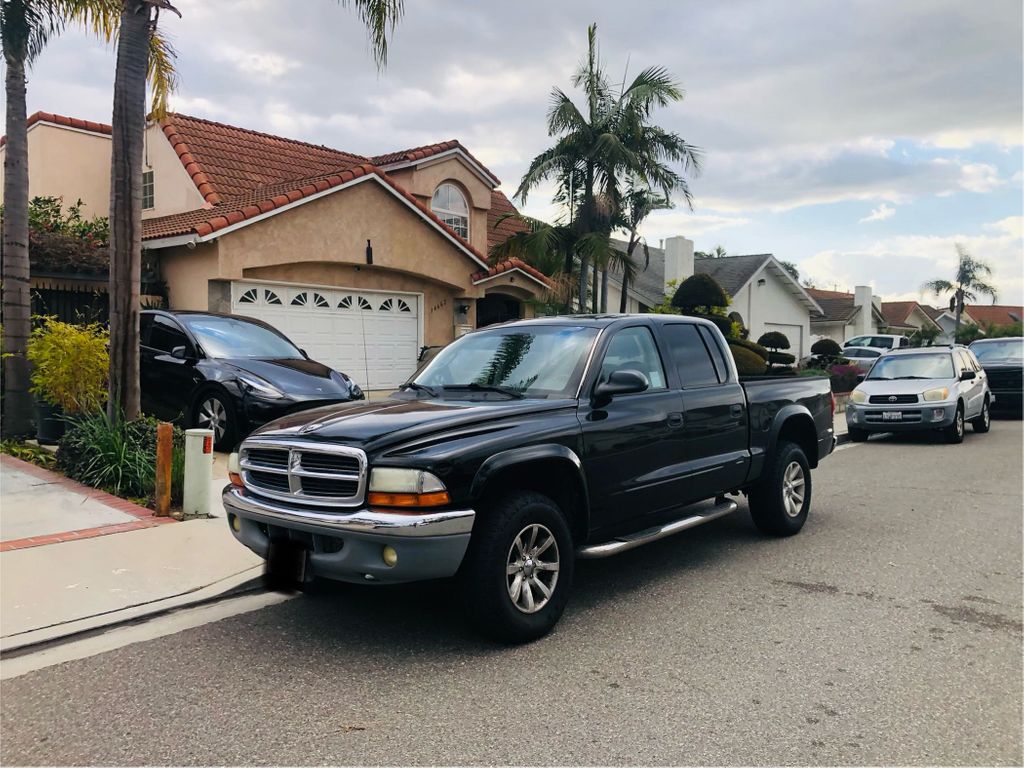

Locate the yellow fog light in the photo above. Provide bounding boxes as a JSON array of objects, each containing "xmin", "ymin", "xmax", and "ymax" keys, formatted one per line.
[
  {"xmin": 230, "ymin": 514, "xmax": 241, "ymax": 533},
  {"xmin": 382, "ymin": 545, "xmax": 398, "ymax": 567}
]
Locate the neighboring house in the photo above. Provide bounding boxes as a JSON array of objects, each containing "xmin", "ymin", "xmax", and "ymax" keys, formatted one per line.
[
  {"xmin": 806, "ymin": 286, "xmax": 887, "ymax": 344},
  {"xmin": 605, "ymin": 236, "xmax": 822, "ymax": 357},
  {"xmin": 879, "ymin": 301, "xmax": 942, "ymax": 339},
  {"xmin": 2, "ymin": 111, "xmax": 550, "ymax": 389},
  {"xmin": 923, "ymin": 304, "xmax": 1022, "ymax": 343}
]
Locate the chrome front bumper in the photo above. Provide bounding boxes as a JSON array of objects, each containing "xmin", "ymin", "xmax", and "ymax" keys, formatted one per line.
[{"xmin": 222, "ymin": 485, "xmax": 475, "ymax": 584}]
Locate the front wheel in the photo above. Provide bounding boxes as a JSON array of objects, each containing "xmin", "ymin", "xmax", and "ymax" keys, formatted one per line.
[
  {"xmin": 971, "ymin": 399, "xmax": 991, "ymax": 433},
  {"xmin": 460, "ymin": 491, "xmax": 574, "ymax": 644},
  {"xmin": 943, "ymin": 404, "xmax": 965, "ymax": 444},
  {"xmin": 748, "ymin": 441, "xmax": 811, "ymax": 536},
  {"xmin": 192, "ymin": 391, "xmax": 237, "ymax": 451}
]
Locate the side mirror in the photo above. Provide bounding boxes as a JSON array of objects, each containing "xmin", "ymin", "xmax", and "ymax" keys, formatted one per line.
[
  {"xmin": 960, "ymin": 370, "xmax": 976, "ymax": 381},
  {"xmin": 170, "ymin": 346, "xmax": 189, "ymax": 360},
  {"xmin": 593, "ymin": 369, "xmax": 649, "ymax": 407}
]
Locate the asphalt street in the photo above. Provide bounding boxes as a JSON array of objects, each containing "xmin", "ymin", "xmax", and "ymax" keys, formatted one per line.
[{"xmin": 2, "ymin": 420, "xmax": 1021, "ymax": 765}]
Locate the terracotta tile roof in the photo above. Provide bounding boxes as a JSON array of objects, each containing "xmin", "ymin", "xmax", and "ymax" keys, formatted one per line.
[
  {"xmin": 161, "ymin": 113, "xmax": 369, "ymax": 204},
  {"xmin": 962, "ymin": 304, "xmax": 1023, "ymax": 327},
  {"xmin": 880, "ymin": 301, "xmax": 917, "ymax": 326},
  {"xmin": 372, "ymin": 140, "xmax": 499, "ymax": 183},
  {"xmin": 1, "ymin": 111, "xmax": 111, "ymax": 147},
  {"xmin": 487, "ymin": 190, "xmax": 532, "ymax": 252},
  {"xmin": 807, "ymin": 287, "xmax": 859, "ymax": 323},
  {"xmin": 471, "ymin": 258, "xmax": 552, "ymax": 287}
]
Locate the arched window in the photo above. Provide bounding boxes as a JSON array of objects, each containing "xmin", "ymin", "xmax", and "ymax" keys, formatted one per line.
[{"xmin": 431, "ymin": 183, "xmax": 469, "ymax": 239}]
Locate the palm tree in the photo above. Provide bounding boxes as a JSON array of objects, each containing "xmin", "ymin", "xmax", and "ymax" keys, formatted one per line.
[
  {"xmin": 104, "ymin": 0, "xmax": 403, "ymax": 420},
  {"xmin": 614, "ymin": 185, "xmax": 670, "ymax": 313},
  {"xmin": 922, "ymin": 243, "xmax": 997, "ymax": 341},
  {"xmin": 516, "ymin": 23, "xmax": 701, "ymax": 313},
  {"xmin": 695, "ymin": 245, "xmax": 727, "ymax": 258}
]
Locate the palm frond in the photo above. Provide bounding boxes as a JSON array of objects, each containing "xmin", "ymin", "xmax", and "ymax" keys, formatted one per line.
[
  {"xmin": 922, "ymin": 279, "xmax": 955, "ymax": 295},
  {"xmin": 146, "ymin": 28, "xmax": 178, "ymax": 117},
  {"xmin": 338, "ymin": 0, "xmax": 403, "ymax": 69},
  {"xmin": 2, "ymin": 0, "xmax": 62, "ymax": 65}
]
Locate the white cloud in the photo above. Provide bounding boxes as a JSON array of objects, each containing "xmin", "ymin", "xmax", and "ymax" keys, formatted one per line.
[
  {"xmin": 215, "ymin": 45, "xmax": 300, "ymax": 81},
  {"xmin": 958, "ymin": 162, "xmax": 1004, "ymax": 193},
  {"xmin": 860, "ymin": 203, "xmax": 896, "ymax": 223}
]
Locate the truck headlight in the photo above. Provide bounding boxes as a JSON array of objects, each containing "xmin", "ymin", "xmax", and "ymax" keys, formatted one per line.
[
  {"xmin": 850, "ymin": 389, "xmax": 867, "ymax": 404},
  {"xmin": 228, "ymin": 452, "xmax": 243, "ymax": 487},
  {"xmin": 368, "ymin": 468, "xmax": 450, "ymax": 508},
  {"xmin": 922, "ymin": 387, "xmax": 949, "ymax": 402}
]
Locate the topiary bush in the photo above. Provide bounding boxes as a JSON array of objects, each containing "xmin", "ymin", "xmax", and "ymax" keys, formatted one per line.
[
  {"xmin": 729, "ymin": 343, "xmax": 767, "ymax": 376},
  {"xmin": 694, "ymin": 313, "xmax": 734, "ymax": 337},
  {"xmin": 768, "ymin": 351, "xmax": 796, "ymax": 366},
  {"xmin": 810, "ymin": 338, "xmax": 843, "ymax": 357},
  {"xmin": 729, "ymin": 337, "xmax": 770, "ymax": 361},
  {"xmin": 27, "ymin": 318, "xmax": 108, "ymax": 414},
  {"xmin": 758, "ymin": 331, "xmax": 791, "ymax": 351},
  {"xmin": 671, "ymin": 274, "xmax": 729, "ymax": 313}
]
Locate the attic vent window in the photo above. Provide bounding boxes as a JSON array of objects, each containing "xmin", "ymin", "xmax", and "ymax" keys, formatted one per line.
[
  {"xmin": 142, "ymin": 170, "xmax": 155, "ymax": 210},
  {"xmin": 431, "ymin": 183, "xmax": 469, "ymax": 239}
]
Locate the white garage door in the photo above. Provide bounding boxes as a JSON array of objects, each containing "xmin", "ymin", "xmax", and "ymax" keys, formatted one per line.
[
  {"xmin": 231, "ymin": 281, "xmax": 420, "ymax": 390},
  {"xmin": 764, "ymin": 323, "xmax": 805, "ymax": 358}
]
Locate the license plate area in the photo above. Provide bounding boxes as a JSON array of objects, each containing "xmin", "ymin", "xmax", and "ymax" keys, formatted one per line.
[
  {"xmin": 882, "ymin": 411, "xmax": 903, "ymax": 422},
  {"xmin": 265, "ymin": 539, "xmax": 309, "ymax": 590}
]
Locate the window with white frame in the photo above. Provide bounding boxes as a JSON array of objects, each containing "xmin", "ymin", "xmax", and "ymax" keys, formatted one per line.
[
  {"xmin": 431, "ymin": 183, "xmax": 469, "ymax": 238},
  {"xmin": 142, "ymin": 170, "xmax": 155, "ymax": 210}
]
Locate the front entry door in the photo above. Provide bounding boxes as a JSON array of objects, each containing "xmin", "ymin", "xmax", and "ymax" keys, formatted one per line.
[{"xmin": 476, "ymin": 293, "xmax": 522, "ymax": 328}]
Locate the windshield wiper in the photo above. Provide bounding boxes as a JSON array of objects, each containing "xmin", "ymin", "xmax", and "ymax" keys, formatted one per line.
[
  {"xmin": 398, "ymin": 381, "xmax": 439, "ymax": 397},
  {"xmin": 442, "ymin": 383, "xmax": 525, "ymax": 399},
  {"xmin": 891, "ymin": 376, "xmax": 929, "ymax": 380}
]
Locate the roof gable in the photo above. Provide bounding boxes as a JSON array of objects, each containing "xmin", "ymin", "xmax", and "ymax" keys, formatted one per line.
[
  {"xmin": 487, "ymin": 190, "xmax": 532, "ymax": 252},
  {"xmin": 373, "ymin": 140, "xmax": 500, "ymax": 186},
  {"xmin": 1, "ymin": 111, "xmax": 112, "ymax": 147},
  {"xmin": 694, "ymin": 254, "xmax": 771, "ymax": 296}
]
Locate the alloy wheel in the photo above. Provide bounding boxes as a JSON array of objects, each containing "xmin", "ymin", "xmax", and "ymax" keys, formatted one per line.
[
  {"xmin": 955, "ymin": 409, "xmax": 964, "ymax": 438},
  {"xmin": 197, "ymin": 397, "xmax": 227, "ymax": 442},
  {"xmin": 782, "ymin": 461, "xmax": 806, "ymax": 518},
  {"xmin": 506, "ymin": 523, "xmax": 560, "ymax": 614}
]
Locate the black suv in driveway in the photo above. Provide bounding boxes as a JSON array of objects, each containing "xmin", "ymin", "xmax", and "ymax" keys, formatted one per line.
[
  {"xmin": 223, "ymin": 315, "xmax": 836, "ymax": 642},
  {"xmin": 140, "ymin": 310, "xmax": 363, "ymax": 450}
]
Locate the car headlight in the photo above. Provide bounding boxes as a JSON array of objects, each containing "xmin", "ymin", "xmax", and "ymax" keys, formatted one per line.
[
  {"xmin": 850, "ymin": 389, "xmax": 867, "ymax": 404},
  {"xmin": 368, "ymin": 468, "xmax": 450, "ymax": 508},
  {"xmin": 236, "ymin": 373, "xmax": 286, "ymax": 399},
  {"xmin": 922, "ymin": 387, "xmax": 949, "ymax": 402}
]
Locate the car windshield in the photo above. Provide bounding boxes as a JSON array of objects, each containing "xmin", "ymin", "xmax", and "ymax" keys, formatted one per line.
[
  {"xmin": 412, "ymin": 325, "xmax": 600, "ymax": 399},
  {"xmin": 867, "ymin": 353, "xmax": 954, "ymax": 380},
  {"xmin": 972, "ymin": 339, "xmax": 1024, "ymax": 362},
  {"xmin": 182, "ymin": 316, "xmax": 303, "ymax": 360}
]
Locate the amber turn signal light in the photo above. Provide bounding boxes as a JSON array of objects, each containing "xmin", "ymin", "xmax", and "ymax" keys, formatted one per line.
[{"xmin": 367, "ymin": 491, "xmax": 451, "ymax": 508}]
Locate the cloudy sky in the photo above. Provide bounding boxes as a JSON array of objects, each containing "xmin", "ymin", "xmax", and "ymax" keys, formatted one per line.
[{"xmin": 12, "ymin": 0, "xmax": 1024, "ymax": 304}]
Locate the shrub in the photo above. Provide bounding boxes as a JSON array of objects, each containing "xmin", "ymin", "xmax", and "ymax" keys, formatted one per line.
[
  {"xmin": 57, "ymin": 412, "xmax": 184, "ymax": 504},
  {"xmin": 0, "ymin": 439, "xmax": 57, "ymax": 468},
  {"xmin": 810, "ymin": 338, "xmax": 843, "ymax": 357},
  {"xmin": 758, "ymin": 331, "xmax": 791, "ymax": 351},
  {"xmin": 729, "ymin": 337, "xmax": 770, "ymax": 361},
  {"xmin": 799, "ymin": 368, "xmax": 830, "ymax": 377},
  {"xmin": 671, "ymin": 274, "xmax": 729, "ymax": 313},
  {"xmin": 768, "ymin": 351, "xmax": 796, "ymax": 366},
  {"xmin": 27, "ymin": 318, "xmax": 108, "ymax": 414},
  {"xmin": 828, "ymin": 363, "xmax": 862, "ymax": 394},
  {"xmin": 729, "ymin": 343, "xmax": 767, "ymax": 376},
  {"xmin": 693, "ymin": 313, "xmax": 734, "ymax": 337}
]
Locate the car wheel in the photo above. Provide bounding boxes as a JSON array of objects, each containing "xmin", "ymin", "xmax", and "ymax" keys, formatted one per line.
[
  {"xmin": 748, "ymin": 441, "xmax": 811, "ymax": 536},
  {"xmin": 460, "ymin": 491, "xmax": 574, "ymax": 644},
  {"xmin": 193, "ymin": 391, "xmax": 237, "ymax": 451},
  {"xmin": 943, "ymin": 404, "xmax": 965, "ymax": 444},
  {"xmin": 971, "ymin": 399, "xmax": 991, "ymax": 433},
  {"xmin": 848, "ymin": 427, "xmax": 868, "ymax": 442}
]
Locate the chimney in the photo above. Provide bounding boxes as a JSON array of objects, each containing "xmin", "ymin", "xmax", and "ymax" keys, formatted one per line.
[
  {"xmin": 854, "ymin": 285, "xmax": 874, "ymax": 335},
  {"xmin": 663, "ymin": 236, "xmax": 694, "ymax": 291}
]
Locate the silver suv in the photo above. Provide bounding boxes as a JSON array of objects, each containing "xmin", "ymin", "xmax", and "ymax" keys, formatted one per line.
[{"xmin": 846, "ymin": 346, "xmax": 992, "ymax": 443}]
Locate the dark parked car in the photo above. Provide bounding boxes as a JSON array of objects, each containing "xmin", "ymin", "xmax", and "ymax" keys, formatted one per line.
[
  {"xmin": 223, "ymin": 315, "xmax": 836, "ymax": 642},
  {"xmin": 140, "ymin": 310, "xmax": 363, "ymax": 450},
  {"xmin": 970, "ymin": 337, "xmax": 1023, "ymax": 415}
]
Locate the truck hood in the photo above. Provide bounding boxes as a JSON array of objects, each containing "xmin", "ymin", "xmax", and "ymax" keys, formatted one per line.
[{"xmin": 248, "ymin": 396, "xmax": 575, "ymax": 450}]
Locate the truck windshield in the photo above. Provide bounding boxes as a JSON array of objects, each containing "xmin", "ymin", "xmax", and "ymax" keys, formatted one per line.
[
  {"xmin": 867, "ymin": 353, "xmax": 954, "ymax": 380},
  {"xmin": 972, "ymin": 339, "xmax": 1023, "ymax": 363},
  {"xmin": 412, "ymin": 325, "xmax": 600, "ymax": 399}
]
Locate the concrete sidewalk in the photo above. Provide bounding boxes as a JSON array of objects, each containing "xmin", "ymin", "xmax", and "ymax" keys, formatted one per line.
[{"xmin": 0, "ymin": 456, "xmax": 261, "ymax": 651}]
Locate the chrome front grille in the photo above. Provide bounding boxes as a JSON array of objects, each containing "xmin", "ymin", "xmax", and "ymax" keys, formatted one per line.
[{"xmin": 239, "ymin": 440, "xmax": 367, "ymax": 507}]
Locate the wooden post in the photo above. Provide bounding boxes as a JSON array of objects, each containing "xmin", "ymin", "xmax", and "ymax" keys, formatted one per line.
[{"xmin": 155, "ymin": 421, "xmax": 173, "ymax": 516}]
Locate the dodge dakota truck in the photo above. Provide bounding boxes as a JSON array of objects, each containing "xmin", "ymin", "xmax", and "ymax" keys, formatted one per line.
[{"xmin": 224, "ymin": 315, "xmax": 836, "ymax": 642}]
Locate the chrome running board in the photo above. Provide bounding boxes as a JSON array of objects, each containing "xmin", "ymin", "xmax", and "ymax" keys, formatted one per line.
[{"xmin": 576, "ymin": 499, "xmax": 739, "ymax": 559}]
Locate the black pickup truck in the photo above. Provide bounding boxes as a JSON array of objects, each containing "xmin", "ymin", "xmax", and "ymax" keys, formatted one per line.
[{"xmin": 224, "ymin": 315, "xmax": 836, "ymax": 642}]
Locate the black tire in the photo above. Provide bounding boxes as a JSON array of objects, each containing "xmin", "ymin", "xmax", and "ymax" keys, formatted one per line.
[
  {"xmin": 192, "ymin": 390, "xmax": 237, "ymax": 451},
  {"xmin": 943, "ymin": 404, "xmax": 965, "ymax": 444},
  {"xmin": 848, "ymin": 427, "xmax": 868, "ymax": 443},
  {"xmin": 748, "ymin": 441, "xmax": 811, "ymax": 536},
  {"xmin": 460, "ymin": 491, "xmax": 574, "ymax": 644},
  {"xmin": 971, "ymin": 399, "xmax": 991, "ymax": 433}
]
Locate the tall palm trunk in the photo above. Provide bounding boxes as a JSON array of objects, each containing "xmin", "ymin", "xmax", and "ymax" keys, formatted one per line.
[
  {"xmin": 600, "ymin": 267, "xmax": 608, "ymax": 313},
  {"xmin": 107, "ymin": 0, "xmax": 149, "ymax": 421},
  {"xmin": 619, "ymin": 270, "xmax": 629, "ymax": 313},
  {"xmin": 578, "ymin": 257, "xmax": 588, "ymax": 313},
  {"xmin": 591, "ymin": 261, "xmax": 599, "ymax": 312},
  {"xmin": 953, "ymin": 287, "xmax": 964, "ymax": 342},
  {"xmin": 2, "ymin": 52, "xmax": 34, "ymax": 437}
]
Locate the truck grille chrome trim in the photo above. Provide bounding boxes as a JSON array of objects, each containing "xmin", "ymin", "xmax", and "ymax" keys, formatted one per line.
[{"xmin": 238, "ymin": 439, "xmax": 368, "ymax": 508}]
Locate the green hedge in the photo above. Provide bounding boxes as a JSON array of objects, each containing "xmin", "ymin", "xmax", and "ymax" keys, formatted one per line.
[
  {"xmin": 730, "ymin": 343, "xmax": 768, "ymax": 376},
  {"xmin": 758, "ymin": 331, "xmax": 791, "ymax": 350},
  {"xmin": 811, "ymin": 338, "xmax": 843, "ymax": 357},
  {"xmin": 729, "ymin": 337, "xmax": 770, "ymax": 361},
  {"xmin": 768, "ymin": 351, "xmax": 796, "ymax": 366}
]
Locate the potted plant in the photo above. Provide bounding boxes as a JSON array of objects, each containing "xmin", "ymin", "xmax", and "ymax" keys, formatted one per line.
[{"xmin": 26, "ymin": 318, "xmax": 109, "ymax": 444}]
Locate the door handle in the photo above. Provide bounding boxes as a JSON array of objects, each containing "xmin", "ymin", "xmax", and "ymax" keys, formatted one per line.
[
  {"xmin": 667, "ymin": 412, "xmax": 684, "ymax": 428},
  {"xmin": 730, "ymin": 404, "xmax": 744, "ymax": 417}
]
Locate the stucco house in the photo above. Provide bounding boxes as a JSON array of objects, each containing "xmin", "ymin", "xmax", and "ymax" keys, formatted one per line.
[
  {"xmin": 879, "ymin": 301, "xmax": 942, "ymax": 339},
  {"xmin": 1, "ymin": 111, "xmax": 549, "ymax": 389},
  {"xmin": 605, "ymin": 236, "xmax": 822, "ymax": 357},
  {"xmin": 806, "ymin": 286, "xmax": 888, "ymax": 344},
  {"xmin": 923, "ymin": 304, "xmax": 1021, "ymax": 343}
]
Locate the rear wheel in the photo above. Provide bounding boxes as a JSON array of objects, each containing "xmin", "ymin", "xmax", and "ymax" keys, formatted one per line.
[
  {"xmin": 748, "ymin": 441, "xmax": 811, "ymax": 536},
  {"xmin": 943, "ymin": 404, "xmax": 965, "ymax": 444},
  {"xmin": 460, "ymin": 491, "xmax": 574, "ymax": 644},
  {"xmin": 971, "ymin": 399, "xmax": 991, "ymax": 433},
  {"xmin": 848, "ymin": 427, "xmax": 868, "ymax": 442}
]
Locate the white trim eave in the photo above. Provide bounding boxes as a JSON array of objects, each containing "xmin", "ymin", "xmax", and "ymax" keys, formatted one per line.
[
  {"xmin": 142, "ymin": 173, "xmax": 489, "ymax": 270},
  {"xmin": 31, "ymin": 120, "xmax": 112, "ymax": 142},
  {"xmin": 379, "ymin": 148, "xmax": 499, "ymax": 188},
  {"xmin": 758, "ymin": 257, "xmax": 823, "ymax": 314},
  {"xmin": 141, "ymin": 233, "xmax": 200, "ymax": 250},
  {"xmin": 472, "ymin": 268, "xmax": 550, "ymax": 290}
]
